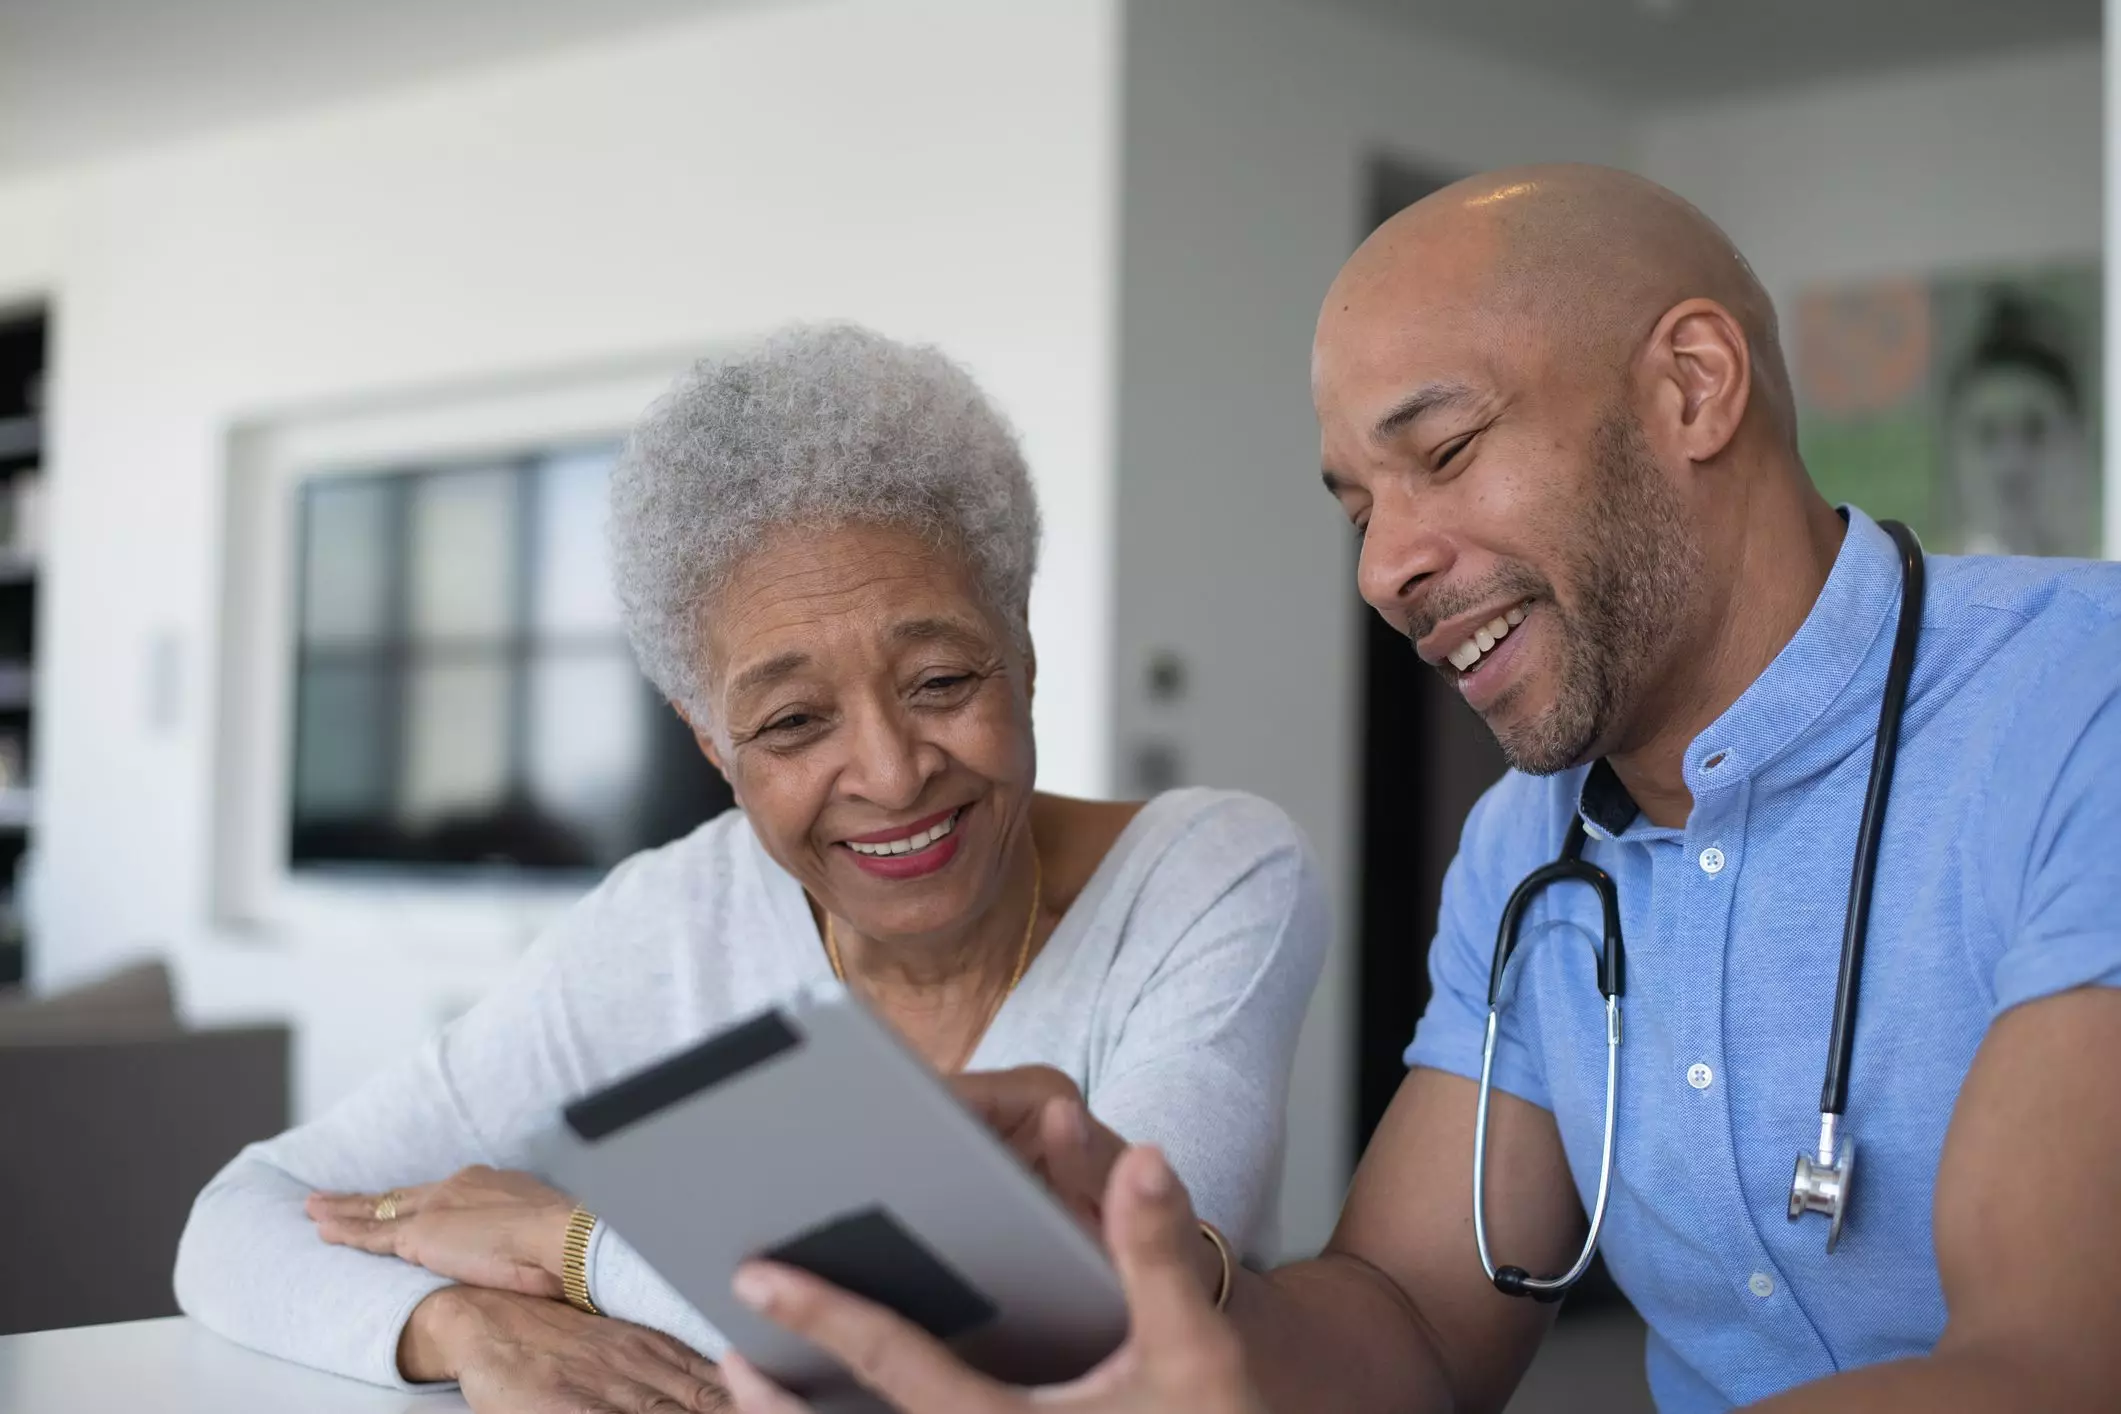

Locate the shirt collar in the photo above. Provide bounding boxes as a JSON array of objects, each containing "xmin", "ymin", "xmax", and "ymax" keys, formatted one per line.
[{"xmin": 1577, "ymin": 506, "xmax": 1906, "ymax": 837}]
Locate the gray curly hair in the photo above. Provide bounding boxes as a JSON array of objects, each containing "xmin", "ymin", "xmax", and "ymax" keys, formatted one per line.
[{"xmin": 609, "ymin": 323, "xmax": 1042, "ymax": 722}]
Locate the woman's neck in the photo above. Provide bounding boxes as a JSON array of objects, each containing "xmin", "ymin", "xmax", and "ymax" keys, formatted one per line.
[{"xmin": 820, "ymin": 824, "xmax": 1046, "ymax": 1069}]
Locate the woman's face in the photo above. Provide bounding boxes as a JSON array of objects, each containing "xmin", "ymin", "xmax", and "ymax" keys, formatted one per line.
[{"xmin": 698, "ymin": 522, "xmax": 1037, "ymax": 949}]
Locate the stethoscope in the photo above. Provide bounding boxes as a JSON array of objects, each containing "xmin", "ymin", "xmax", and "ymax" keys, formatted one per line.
[{"xmin": 1472, "ymin": 519, "xmax": 1924, "ymax": 1301}]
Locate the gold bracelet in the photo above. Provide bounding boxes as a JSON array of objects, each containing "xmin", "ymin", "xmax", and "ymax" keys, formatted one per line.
[
  {"xmin": 561, "ymin": 1205, "xmax": 601, "ymax": 1315},
  {"xmin": 1198, "ymin": 1220, "xmax": 1234, "ymax": 1312}
]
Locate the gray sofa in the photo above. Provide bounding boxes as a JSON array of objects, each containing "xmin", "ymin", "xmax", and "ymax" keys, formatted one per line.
[{"xmin": 0, "ymin": 960, "xmax": 289, "ymax": 1336}]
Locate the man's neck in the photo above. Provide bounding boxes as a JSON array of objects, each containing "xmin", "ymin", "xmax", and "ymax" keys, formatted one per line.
[{"xmin": 1607, "ymin": 487, "xmax": 1847, "ymax": 829}]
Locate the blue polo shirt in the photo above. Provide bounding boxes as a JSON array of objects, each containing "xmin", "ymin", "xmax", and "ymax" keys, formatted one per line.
[{"xmin": 1405, "ymin": 507, "xmax": 2121, "ymax": 1412}]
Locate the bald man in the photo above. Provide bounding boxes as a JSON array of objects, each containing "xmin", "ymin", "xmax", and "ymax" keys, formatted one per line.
[{"xmin": 726, "ymin": 167, "xmax": 2121, "ymax": 1412}]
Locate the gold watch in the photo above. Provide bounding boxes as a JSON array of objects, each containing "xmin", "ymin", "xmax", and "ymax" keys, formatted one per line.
[{"xmin": 561, "ymin": 1205, "xmax": 601, "ymax": 1315}]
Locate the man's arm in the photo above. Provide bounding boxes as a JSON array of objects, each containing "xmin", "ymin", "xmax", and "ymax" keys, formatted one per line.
[
  {"xmin": 1746, "ymin": 985, "xmax": 2121, "ymax": 1413},
  {"xmin": 1223, "ymin": 1065, "xmax": 1587, "ymax": 1414}
]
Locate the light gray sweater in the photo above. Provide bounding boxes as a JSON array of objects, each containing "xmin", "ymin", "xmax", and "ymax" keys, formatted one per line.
[{"xmin": 173, "ymin": 788, "xmax": 1328, "ymax": 1389}]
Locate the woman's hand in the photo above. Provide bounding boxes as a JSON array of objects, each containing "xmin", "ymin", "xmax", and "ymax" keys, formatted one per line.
[
  {"xmin": 403, "ymin": 1285, "xmax": 729, "ymax": 1412},
  {"xmin": 308, "ymin": 1165, "xmax": 575, "ymax": 1299},
  {"xmin": 720, "ymin": 1146, "xmax": 1265, "ymax": 1414},
  {"xmin": 950, "ymin": 1066, "xmax": 1129, "ymax": 1234}
]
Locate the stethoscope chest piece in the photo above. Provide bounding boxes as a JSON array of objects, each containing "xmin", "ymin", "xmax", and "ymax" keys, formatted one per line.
[{"xmin": 1788, "ymin": 1115, "xmax": 1855, "ymax": 1253}]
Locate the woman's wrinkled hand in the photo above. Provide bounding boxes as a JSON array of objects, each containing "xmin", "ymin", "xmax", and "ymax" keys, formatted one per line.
[
  {"xmin": 308, "ymin": 1165, "xmax": 575, "ymax": 1299},
  {"xmin": 720, "ymin": 1146, "xmax": 1264, "ymax": 1414},
  {"xmin": 403, "ymin": 1285, "xmax": 729, "ymax": 1412}
]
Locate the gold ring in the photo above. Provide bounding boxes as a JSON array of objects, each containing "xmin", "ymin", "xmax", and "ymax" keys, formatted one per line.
[{"xmin": 373, "ymin": 1190, "xmax": 405, "ymax": 1222}]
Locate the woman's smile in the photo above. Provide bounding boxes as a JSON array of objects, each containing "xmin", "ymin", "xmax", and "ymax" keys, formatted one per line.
[{"xmin": 837, "ymin": 805, "xmax": 969, "ymax": 880}]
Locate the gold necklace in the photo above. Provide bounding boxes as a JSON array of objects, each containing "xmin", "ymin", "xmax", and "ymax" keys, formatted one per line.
[{"xmin": 824, "ymin": 851, "xmax": 1043, "ymax": 1073}]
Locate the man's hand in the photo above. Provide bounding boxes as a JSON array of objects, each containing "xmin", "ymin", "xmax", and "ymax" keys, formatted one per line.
[
  {"xmin": 950, "ymin": 1067, "xmax": 1129, "ymax": 1234},
  {"xmin": 400, "ymin": 1285, "xmax": 729, "ymax": 1412},
  {"xmin": 309, "ymin": 1165, "xmax": 574, "ymax": 1299},
  {"xmin": 719, "ymin": 1146, "xmax": 1265, "ymax": 1414}
]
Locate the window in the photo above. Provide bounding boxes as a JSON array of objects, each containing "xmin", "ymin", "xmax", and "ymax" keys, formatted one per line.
[
  {"xmin": 216, "ymin": 355, "xmax": 725, "ymax": 945},
  {"xmin": 287, "ymin": 443, "xmax": 731, "ymax": 876}
]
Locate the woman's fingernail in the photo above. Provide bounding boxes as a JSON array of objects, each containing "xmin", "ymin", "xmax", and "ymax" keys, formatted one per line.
[{"xmin": 733, "ymin": 1266, "xmax": 779, "ymax": 1311}]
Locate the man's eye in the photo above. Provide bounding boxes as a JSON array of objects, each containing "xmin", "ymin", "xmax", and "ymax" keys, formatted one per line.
[
  {"xmin": 920, "ymin": 674, "xmax": 973, "ymax": 694},
  {"xmin": 1436, "ymin": 432, "xmax": 1476, "ymax": 468},
  {"xmin": 765, "ymin": 712, "xmax": 814, "ymax": 734}
]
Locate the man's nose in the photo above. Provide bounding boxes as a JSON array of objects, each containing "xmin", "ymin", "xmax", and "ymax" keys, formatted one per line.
[{"xmin": 1356, "ymin": 498, "xmax": 1452, "ymax": 625}]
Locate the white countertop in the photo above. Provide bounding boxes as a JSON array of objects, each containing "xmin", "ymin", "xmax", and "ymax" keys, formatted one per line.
[{"xmin": 0, "ymin": 1317, "xmax": 471, "ymax": 1413}]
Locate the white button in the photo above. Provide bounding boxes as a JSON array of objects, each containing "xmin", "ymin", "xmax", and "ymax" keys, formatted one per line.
[
  {"xmin": 1687, "ymin": 1062, "xmax": 1714, "ymax": 1091},
  {"xmin": 1748, "ymin": 1271, "xmax": 1776, "ymax": 1298},
  {"xmin": 1699, "ymin": 846, "xmax": 1726, "ymax": 875}
]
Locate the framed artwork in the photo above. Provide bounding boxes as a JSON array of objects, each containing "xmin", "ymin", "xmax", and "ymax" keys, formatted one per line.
[{"xmin": 1795, "ymin": 261, "xmax": 2102, "ymax": 557}]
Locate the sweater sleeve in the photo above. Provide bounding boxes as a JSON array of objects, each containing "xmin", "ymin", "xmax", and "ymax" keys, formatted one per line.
[
  {"xmin": 1080, "ymin": 796, "xmax": 1330, "ymax": 1258},
  {"xmin": 584, "ymin": 1224, "xmax": 728, "ymax": 1357},
  {"xmin": 172, "ymin": 996, "xmax": 523, "ymax": 1388},
  {"xmin": 172, "ymin": 850, "xmax": 735, "ymax": 1385}
]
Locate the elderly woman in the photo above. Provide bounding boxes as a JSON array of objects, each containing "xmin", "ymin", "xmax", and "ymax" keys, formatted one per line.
[{"xmin": 174, "ymin": 325, "xmax": 1326, "ymax": 1410}]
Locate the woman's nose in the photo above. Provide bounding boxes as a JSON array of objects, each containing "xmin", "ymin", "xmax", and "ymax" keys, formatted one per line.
[{"xmin": 840, "ymin": 705, "xmax": 937, "ymax": 810}]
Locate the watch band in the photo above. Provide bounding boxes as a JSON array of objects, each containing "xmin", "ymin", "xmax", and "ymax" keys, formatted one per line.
[{"xmin": 561, "ymin": 1205, "xmax": 601, "ymax": 1315}]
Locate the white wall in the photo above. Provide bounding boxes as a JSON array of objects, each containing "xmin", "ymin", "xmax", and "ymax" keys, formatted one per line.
[
  {"xmin": 6, "ymin": 0, "xmax": 1123, "ymax": 1118},
  {"xmin": 0, "ymin": 174, "xmax": 64, "ymax": 308},
  {"xmin": 1636, "ymin": 43, "xmax": 2103, "ymax": 344},
  {"xmin": 1110, "ymin": 0, "xmax": 1633, "ymax": 1256}
]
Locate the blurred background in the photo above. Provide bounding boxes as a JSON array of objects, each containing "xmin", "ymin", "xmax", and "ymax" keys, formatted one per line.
[{"xmin": 0, "ymin": 0, "xmax": 2107, "ymax": 1403}]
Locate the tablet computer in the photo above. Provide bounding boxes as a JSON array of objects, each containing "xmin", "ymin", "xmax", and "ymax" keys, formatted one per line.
[{"xmin": 535, "ymin": 980, "xmax": 1129, "ymax": 1413}]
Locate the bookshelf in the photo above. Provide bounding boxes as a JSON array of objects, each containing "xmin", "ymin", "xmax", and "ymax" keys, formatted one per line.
[{"xmin": 0, "ymin": 309, "xmax": 44, "ymax": 988}]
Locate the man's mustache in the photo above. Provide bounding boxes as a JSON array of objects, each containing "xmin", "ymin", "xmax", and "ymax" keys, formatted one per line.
[{"xmin": 1403, "ymin": 566, "xmax": 1552, "ymax": 649}]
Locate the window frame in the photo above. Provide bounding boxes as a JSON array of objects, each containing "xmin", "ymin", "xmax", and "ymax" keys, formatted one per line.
[{"xmin": 215, "ymin": 356, "xmax": 700, "ymax": 957}]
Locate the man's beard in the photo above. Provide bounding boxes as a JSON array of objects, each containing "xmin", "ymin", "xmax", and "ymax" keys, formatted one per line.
[{"xmin": 1418, "ymin": 406, "xmax": 1701, "ymax": 775}]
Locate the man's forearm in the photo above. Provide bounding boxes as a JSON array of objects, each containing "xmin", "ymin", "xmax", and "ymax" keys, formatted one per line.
[
  {"xmin": 1226, "ymin": 1254, "xmax": 1459, "ymax": 1414},
  {"xmin": 1747, "ymin": 1346, "xmax": 2111, "ymax": 1414}
]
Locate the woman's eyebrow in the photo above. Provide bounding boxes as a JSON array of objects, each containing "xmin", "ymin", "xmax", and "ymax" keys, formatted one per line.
[
  {"xmin": 726, "ymin": 650, "xmax": 811, "ymax": 699},
  {"xmin": 890, "ymin": 616, "xmax": 989, "ymax": 648}
]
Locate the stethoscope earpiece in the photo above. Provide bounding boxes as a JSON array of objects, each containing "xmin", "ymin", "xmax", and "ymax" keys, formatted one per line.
[{"xmin": 1492, "ymin": 1266, "xmax": 1568, "ymax": 1304}]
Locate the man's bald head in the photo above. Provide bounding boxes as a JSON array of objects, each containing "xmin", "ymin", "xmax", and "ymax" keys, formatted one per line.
[{"xmin": 1320, "ymin": 164, "xmax": 1793, "ymax": 443}]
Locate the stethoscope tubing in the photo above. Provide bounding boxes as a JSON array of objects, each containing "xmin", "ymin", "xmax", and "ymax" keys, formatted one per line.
[
  {"xmin": 1820, "ymin": 521, "xmax": 1924, "ymax": 1119},
  {"xmin": 1474, "ymin": 994, "xmax": 1621, "ymax": 1300}
]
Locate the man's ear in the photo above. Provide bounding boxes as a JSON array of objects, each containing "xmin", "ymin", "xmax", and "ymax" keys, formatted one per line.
[{"xmin": 1644, "ymin": 296, "xmax": 1752, "ymax": 464}]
